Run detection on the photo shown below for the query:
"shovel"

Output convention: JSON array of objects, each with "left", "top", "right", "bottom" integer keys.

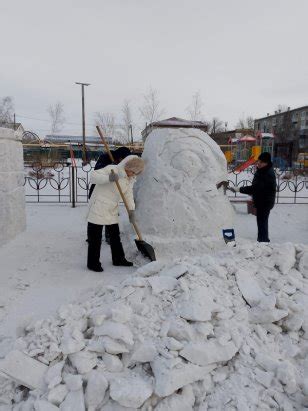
[{"left": 96, "top": 126, "right": 156, "bottom": 262}]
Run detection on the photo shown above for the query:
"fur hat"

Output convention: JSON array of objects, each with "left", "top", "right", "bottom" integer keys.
[
  {"left": 124, "top": 156, "right": 145, "bottom": 175},
  {"left": 258, "top": 152, "right": 271, "bottom": 163}
]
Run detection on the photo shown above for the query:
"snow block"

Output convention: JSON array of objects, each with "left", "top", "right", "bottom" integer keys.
[
  {"left": 176, "top": 287, "right": 217, "bottom": 321},
  {"left": 180, "top": 340, "right": 239, "bottom": 366},
  {"left": 0, "top": 350, "right": 47, "bottom": 390},
  {"left": 109, "top": 371, "right": 153, "bottom": 408},
  {"left": 151, "top": 356, "right": 215, "bottom": 397},
  {"left": 235, "top": 269, "right": 264, "bottom": 306},
  {"left": 0, "top": 127, "right": 26, "bottom": 246},
  {"left": 94, "top": 321, "right": 134, "bottom": 345}
]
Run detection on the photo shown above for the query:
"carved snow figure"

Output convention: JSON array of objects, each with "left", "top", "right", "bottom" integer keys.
[{"left": 134, "top": 128, "right": 234, "bottom": 256}]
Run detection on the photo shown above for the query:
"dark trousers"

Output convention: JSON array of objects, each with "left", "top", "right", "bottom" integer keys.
[
  {"left": 87, "top": 222, "right": 125, "bottom": 268},
  {"left": 256, "top": 208, "right": 271, "bottom": 242}
]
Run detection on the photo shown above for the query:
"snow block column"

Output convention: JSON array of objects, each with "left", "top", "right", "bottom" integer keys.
[{"left": 0, "top": 127, "right": 26, "bottom": 246}]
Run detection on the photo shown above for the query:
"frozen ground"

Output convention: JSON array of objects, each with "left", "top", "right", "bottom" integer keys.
[{"left": 0, "top": 203, "right": 307, "bottom": 348}]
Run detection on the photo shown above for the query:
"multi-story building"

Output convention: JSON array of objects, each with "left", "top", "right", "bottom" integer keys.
[{"left": 254, "top": 106, "right": 308, "bottom": 165}]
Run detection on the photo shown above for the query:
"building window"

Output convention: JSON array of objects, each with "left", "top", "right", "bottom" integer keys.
[
  {"left": 299, "top": 136, "right": 306, "bottom": 149},
  {"left": 292, "top": 113, "right": 298, "bottom": 122}
]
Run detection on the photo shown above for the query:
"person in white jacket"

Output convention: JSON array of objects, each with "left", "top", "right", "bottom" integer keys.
[{"left": 87, "top": 155, "right": 145, "bottom": 272}]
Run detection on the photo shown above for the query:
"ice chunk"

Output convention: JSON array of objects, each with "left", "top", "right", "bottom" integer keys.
[
  {"left": 167, "top": 318, "right": 195, "bottom": 341},
  {"left": 135, "top": 261, "right": 165, "bottom": 277},
  {"left": 45, "top": 361, "right": 64, "bottom": 389},
  {"left": 34, "top": 400, "right": 59, "bottom": 411},
  {"left": 176, "top": 287, "right": 217, "bottom": 321},
  {"left": 60, "top": 337, "right": 85, "bottom": 355},
  {"left": 0, "top": 350, "right": 47, "bottom": 390},
  {"left": 85, "top": 370, "right": 108, "bottom": 410},
  {"left": 68, "top": 351, "right": 97, "bottom": 374},
  {"left": 249, "top": 306, "right": 288, "bottom": 324},
  {"left": 94, "top": 321, "right": 133, "bottom": 345},
  {"left": 147, "top": 276, "right": 178, "bottom": 294},
  {"left": 109, "top": 371, "right": 153, "bottom": 408},
  {"left": 63, "top": 374, "right": 83, "bottom": 391},
  {"left": 102, "top": 353, "right": 123, "bottom": 372},
  {"left": 59, "top": 389, "right": 85, "bottom": 411},
  {"left": 180, "top": 340, "right": 238, "bottom": 366},
  {"left": 235, "top": 269, "right": 264, "bottom": 306},
  {"left": 48, "top": 384, "right": 68, "bottom": 406},
  {"left": 101, "top": 336, "right": 129, "bottom": 355},
  {"left": 129, "top": 342, "right": 157, "bottom": 364},
  {"left": 151, "top": 356, "right": 215, "bottom": 397},
  {"left": 155, "top": 384, "right": 195, "bottom": 411}
]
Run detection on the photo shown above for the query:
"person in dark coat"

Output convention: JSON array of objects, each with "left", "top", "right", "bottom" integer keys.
[
  {"left": 229, "top": 152, "right": 276, "bottom": 242},
  {"left": 88, "top": 147, "right": 131, "bottom": 244},
  {"left": 88, "top": 147, "right": 131, "bottom": 199}
]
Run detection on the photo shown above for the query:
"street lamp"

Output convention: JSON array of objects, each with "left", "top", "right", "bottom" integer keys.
[{"left": 75, "top": 82, "right": 90, "bottom": 163}]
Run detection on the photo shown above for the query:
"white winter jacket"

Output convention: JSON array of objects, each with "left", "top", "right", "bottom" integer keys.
[{"left": 87, "top": 156, "right": 136, "bottom": 226}]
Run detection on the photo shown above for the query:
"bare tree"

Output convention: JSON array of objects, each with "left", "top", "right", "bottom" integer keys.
[
  {"left": 139, "top": 87, "right": 165, "bottom": 126},
  {"left": 95, "top": 112, "right": 116, "bottom": 140},
  {"left": 0, "top": 96, "right": 14, "bottom": 125},
  {"left": 47, "top": 102, "right": 65, "bottom": 133},
  {"left": 186, "top": 91, "right": 204, "bottom": 121},
  {"left": 207, "top": 117, "right": 225, "bottom": 135},
  {"left": 120, "top": 99, "right": 134, "bottom": 144},
  {"left": 236, "top": 115, "right": 254, "bottom": 130}
]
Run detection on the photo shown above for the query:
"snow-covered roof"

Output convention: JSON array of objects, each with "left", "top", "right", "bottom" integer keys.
[
  {"left": 151, "top": 117, "right": 207, "bottom": 128},
  {"left": 142, "top": 117, "right": 208, "bottom": 140}
]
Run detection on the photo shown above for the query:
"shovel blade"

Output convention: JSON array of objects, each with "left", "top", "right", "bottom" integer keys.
[{"left": 135, "top": 239, "right": 156, "bottom": 261}]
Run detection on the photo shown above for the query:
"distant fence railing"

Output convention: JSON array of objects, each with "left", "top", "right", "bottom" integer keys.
[
  {"left": 24, "top": 162, "right": 92, "bottom": 206},
  {"left": 227, "top": 166, "right": 308, "bottom": 204},
  {"left": 24, "top": 162, "right": 308, "bottom": 205}
]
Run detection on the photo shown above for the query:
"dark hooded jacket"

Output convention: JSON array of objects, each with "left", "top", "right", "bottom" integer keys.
[
  {"left": 240, "top": 162, "right": 276, "bottom": 210},
  {"left": 88, "top": 148, "right": 131, "bottom": 199}
]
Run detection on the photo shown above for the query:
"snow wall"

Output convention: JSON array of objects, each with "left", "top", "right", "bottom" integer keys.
[
  {"left": 0, "top": 127, "right": 26, "bottom": 246},
  {"left": 134, "top": 127, "right": 234, "bottom": 257}
]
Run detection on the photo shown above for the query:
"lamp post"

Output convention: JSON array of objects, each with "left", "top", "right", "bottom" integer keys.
[{"left": 75, "top": 82, "right": 90, "bottom": 163}]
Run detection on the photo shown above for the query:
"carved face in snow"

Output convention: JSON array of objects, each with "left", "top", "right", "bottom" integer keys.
[{"left": 134, "top": 128, "right": 234, "bottom": 247}]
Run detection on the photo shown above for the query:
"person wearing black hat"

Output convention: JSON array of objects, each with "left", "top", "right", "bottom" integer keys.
[
  {"left": 229, "top": 152, "right": 276, "bottom": 242},
  {"left": 89, "top": 147, "right": 131, "bottom": 199},
  {"left": 88, "top": 147, "right": 131, "bottom": 244}
]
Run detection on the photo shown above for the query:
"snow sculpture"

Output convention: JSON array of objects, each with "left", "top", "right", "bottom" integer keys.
[
  {"left": 0, "top": 127, "right": 26, "bottom": 245},
  {"left": 134, "top": 127, "right": 234, "bottom": 255}
]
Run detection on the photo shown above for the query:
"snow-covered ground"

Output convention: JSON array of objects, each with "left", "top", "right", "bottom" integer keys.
[
  {"left": 0, "top": 202, "right": 308, "bottom": 409},
  {"left": 0, "top": 205, "right": 135, "bottom": 348},
  {"left": 1, "top": 203, "right": 307, "bottom": 346}
]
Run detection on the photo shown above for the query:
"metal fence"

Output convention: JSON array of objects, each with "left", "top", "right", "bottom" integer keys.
[
  {"left": 227, "top": 166, "right": 308, "bottom": 204},
  {"left": 24, "top": 162, "right": 308, "bottom": 205},
  {"left": 24, "top": 162, "right": 92, "bottom": 206}
]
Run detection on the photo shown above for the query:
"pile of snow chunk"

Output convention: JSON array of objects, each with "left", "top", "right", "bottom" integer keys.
[{"left": 2, "top": 241, "right": 308, "bottom": 410}]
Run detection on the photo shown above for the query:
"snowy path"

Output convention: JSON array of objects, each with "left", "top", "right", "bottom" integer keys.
[{"left": 0, "top": 203, "right": 307, "bottom": 355}]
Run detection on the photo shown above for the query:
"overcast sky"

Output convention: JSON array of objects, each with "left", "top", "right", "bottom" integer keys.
[{"left": 1, "top": 0, "right": 307, "bottom": 138}]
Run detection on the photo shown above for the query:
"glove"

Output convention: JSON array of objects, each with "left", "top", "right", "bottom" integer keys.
[
  {"left": 128, "top": 210, "right": 136, "bottom": 224},
  {"left": 109, "top": 172, "right": 119, "bottom": 182},
  {"left": 227, "top": 186, "right": 240, "bottom": 193}
]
